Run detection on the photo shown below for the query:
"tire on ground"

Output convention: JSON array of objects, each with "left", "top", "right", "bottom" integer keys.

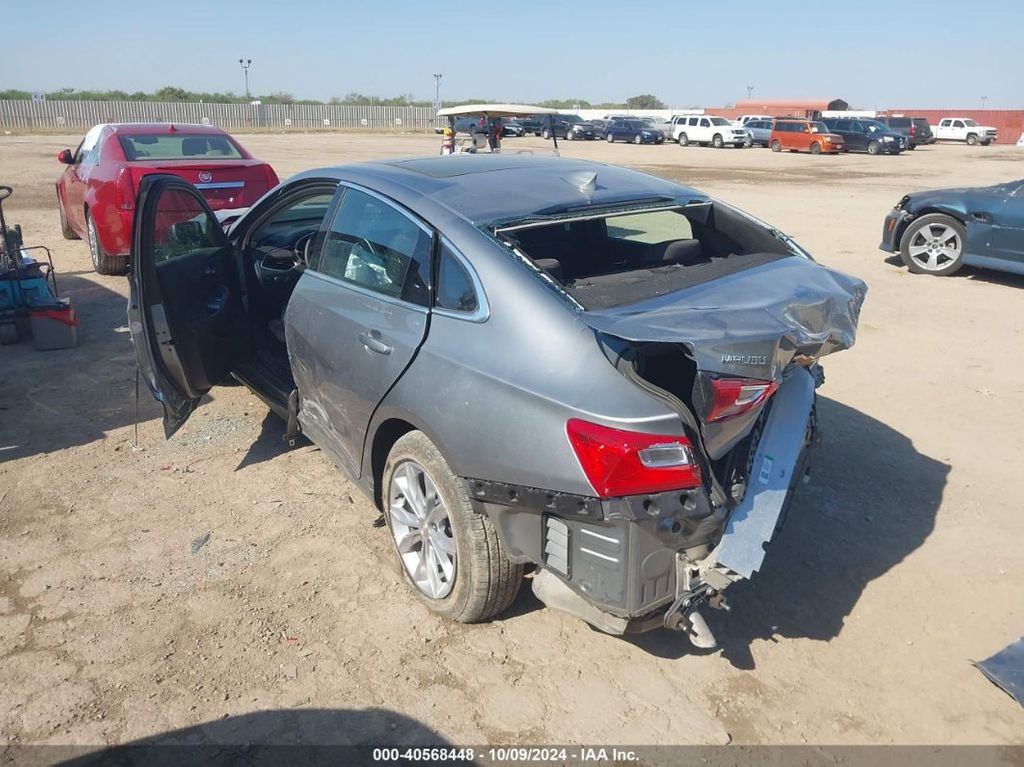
[
  {"left": 86, "top": 212, "right": 128, "bottom": 275},
  {"left": 899, "top": 212, "right": 967, "bottom": 277},
  {"left": 382, "top": 430, "right": 523, "bottom": 623}
]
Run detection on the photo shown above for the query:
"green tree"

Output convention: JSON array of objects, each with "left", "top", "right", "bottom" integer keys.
[{"left": 625, "top": 94, "right": 665, "bottom": 110}]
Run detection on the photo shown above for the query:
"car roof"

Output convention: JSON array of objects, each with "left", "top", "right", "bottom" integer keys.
[
  {"left": 292, "top": 155, "right": 702, "bottom": 226},
  {"left": 98, "top": 123, "right": 230, "bottom": 136}
]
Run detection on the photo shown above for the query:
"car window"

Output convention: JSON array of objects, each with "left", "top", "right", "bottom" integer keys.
[
  {"left": 316, "top": 187, "right": 432, "bottom": 306},
  {"left": 605, "top": 210, "right": 693, "bottom": 244},
  {"left": 119, "top": 134, "right": 243, "bottom": 161},
  {"left": 699, "top": 118, "right": 710, "bottom": 127},
  {"left": 435, "top": 243, "right": 479, "bottom": 313},
  {"left": 688, "top": 117, "right": 698, "bottom": 126},
  {"left": 953, "top": 120, "right": 965, "bottom": 128},
  {"left": 249, "top": 191, "right": 335, "bottom": 254},
  {"left": 151, "top": 188, "right": 223, "bottom": 263}
]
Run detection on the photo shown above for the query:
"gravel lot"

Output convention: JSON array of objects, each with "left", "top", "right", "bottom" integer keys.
[{"left": 1, "top": 131, "right": 1022, "bottom": 747}]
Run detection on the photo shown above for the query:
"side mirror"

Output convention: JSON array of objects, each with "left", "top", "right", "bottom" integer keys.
[{"left": 58, "top": 149, "right": 74, "bottom": 164}]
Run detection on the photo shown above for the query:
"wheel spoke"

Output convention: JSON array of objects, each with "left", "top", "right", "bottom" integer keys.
[
  {"left": 908, "top": 242, "right": 929, "bottom": 256},
  {"left": 939, "top": 246, "right": 958, "bottom": 261},
  {"left": 402, "top": 464, "right": 427, "bottom": 517},
  {"left": 432, "top": 530, "right": 456, "bottom": 558},
  {"left": 395, "top": 528, "right": 422, "bottom": 554},
  {"left": 389, "top": 497, "right": 418, "bottom": 529},
  {"left": 928, "top": 251, "right": 940, "bottom": 268},
  {"left": 423, "top": 542, "right": 442, "bottom": 597}
]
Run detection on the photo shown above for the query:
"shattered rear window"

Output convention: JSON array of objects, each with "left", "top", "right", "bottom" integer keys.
[{"left": 498, "top": 204, "right": 796, "bottom": 310}]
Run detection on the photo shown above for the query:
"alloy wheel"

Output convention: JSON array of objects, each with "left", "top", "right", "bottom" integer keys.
[
  {"left": 388, "top": 460, "right": 456, "bottom": 599},
  {"left": 907, "top": 222, "right": 962, "bottom": 272},
  {"left": 87, "top": 216, "right": 100, "bottom": 270}
]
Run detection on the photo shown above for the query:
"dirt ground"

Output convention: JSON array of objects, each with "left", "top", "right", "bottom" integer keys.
[{"left": 1, "top": 131, "right": 1022, "bottom": 748}]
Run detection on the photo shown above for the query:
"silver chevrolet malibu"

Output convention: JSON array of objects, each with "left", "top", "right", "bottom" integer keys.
[{"left": 128, "top": 155, "right": 865, "bottom": 645}]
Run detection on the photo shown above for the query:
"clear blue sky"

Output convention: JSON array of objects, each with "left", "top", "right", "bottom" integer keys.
[{"left": 8, "top": 0, "right": 1022, "bottom": 108}]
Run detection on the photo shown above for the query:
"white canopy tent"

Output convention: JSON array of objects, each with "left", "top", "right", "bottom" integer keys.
[{"left": 436, "top": 104, "right": 561, "bottom": 154}]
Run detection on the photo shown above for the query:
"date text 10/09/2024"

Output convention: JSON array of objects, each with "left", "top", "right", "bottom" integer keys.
[{"left": 372, "top": 747, "right": 641, "bottom": 763}]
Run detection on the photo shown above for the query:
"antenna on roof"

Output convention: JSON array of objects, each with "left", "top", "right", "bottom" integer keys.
[{"left": 565, "top": 170, "right": 597, "bottom": 198}]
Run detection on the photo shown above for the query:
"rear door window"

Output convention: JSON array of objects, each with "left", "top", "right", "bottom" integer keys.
[{"left": 315, "top": 187, "right": 433, "bottom": 306}]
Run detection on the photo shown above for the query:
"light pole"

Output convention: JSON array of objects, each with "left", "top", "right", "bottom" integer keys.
[
  {"left": 981, "top": 95, "right": 987, "bottom": 109},
  {"left": 746, "top": 85, "right": 754, "bottom": 101},
  {"left": 239, "top": 58, "right": 252, "bottom": 100},
  {"left": 433, "top": 73, "right": 443, "bottom": 109}
]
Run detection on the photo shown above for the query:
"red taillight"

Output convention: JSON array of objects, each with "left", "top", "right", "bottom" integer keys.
[
  {"left": 262, "top": 164, "right": 279, "bottom": 190},
  {"left": 115, "top": 168, "right": 135, "bottom": 211},
  {"left": 706, "top": 378, "right": 778, "bottom": 423},
  {"left": 910, "top": 125, "right": 917, "bottom": 137},
  {"left": 565, "top": 419, "right": 701, "bottom": 498}
]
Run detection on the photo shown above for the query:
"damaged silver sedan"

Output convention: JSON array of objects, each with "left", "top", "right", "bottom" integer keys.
[{"left": 127, "top": 156, "right": 866, "bottom": 645}]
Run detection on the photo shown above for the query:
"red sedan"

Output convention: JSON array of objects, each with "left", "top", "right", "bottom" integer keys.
[{"left": 56, "top": 123, "right": 279, "bottom": 274}]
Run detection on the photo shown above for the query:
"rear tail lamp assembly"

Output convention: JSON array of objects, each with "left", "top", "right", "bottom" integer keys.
[
  {"left": 566, "top": 418, "right": 701, "bottom": 499},
  {"left": 704, "top": 377, "right": 778, "bottom": 423}
]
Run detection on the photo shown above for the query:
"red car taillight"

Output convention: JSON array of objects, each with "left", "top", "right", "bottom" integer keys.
[
  {"left": 565, "top": 418, "right": 701, "bottom": 498},
  {"left": 115, "top": 168, "right": 135, "bottom": 211},
  {"left": 262, "top": 164, "right": 280, "bottom": 190},
  {"left": 706, "top": 378, "right": 778, "bottom": 423}
]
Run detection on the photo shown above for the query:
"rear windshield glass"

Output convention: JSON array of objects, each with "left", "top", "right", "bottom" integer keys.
[
  {"left": 499, "top": 204, "right": 794, "bottom": 310},
  {"left": 118, "top": 134, "right": 243, "bottom": 161}
]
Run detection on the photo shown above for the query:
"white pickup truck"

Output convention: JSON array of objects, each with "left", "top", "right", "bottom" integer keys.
[
  {"left": 933, "top": 117, "right": 998, "bottom": 145},
  {"left": 665, "top": 114, "right": 750, "bottom": 147}
]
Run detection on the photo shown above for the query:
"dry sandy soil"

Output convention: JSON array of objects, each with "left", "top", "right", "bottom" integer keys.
[{"left": 1, "top": 131, "right": 1022, "bottom": 749}]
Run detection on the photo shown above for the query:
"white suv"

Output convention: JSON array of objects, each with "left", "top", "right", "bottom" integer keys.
[{"left": 675, "top": 115, "right": 750, "bottom": 148}]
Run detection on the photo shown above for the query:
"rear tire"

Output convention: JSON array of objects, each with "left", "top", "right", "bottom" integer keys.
[
  {"left": 633, "top": 134, "right": 642, "bottom": 144},
  {"left": 542, "top": 128, "right": 551, "bottom": 140},
  {"left": 606, "top": 132, "right": 614, "bottom": 143},
  {"left": 809, "top": 142, "right": 821, "bottom": 155},
  {"left": 677, "top": 133, "right": 688, "bottom": 146},
  {"left": 86, "top": 211, "right": 128, "bottom": 275},
  {"left": 966, "top": 134, "right": 978, "bottom": 146},
  {"left": 382, "top": 431, "right": 523, "bottom": 623},
  {"left": 58, "top": 192, "right": 78, "bottom": 240},
  {"left": 712, "top": 133, "right": 724, "bottom": 148},
  {"left": 770, "top": 139, "right": 782, "bottom": 152}
]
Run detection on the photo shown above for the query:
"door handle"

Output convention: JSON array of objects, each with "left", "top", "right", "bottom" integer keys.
[{"left": 359, "top": 331, "right": 392, "bottom": 355}]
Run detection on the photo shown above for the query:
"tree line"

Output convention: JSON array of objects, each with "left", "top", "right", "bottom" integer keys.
[{"left": 0, "top": 87, "right": 667, "bottom": 110}]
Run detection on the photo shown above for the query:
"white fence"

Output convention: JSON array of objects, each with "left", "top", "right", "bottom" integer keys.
[{"left": 0, "top": 100, "right": 441, "bottom": 131}]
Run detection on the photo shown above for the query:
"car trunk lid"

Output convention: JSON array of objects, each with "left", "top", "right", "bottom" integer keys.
[
  {"left": 124, "top": 160, "right": 275, "bottom": 210},
  {"left": 581, "top": 255, "right": 866, "bottom": 382}
]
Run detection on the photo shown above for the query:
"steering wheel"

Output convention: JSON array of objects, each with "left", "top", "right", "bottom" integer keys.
[
  {"left": 353, "top": 237, "right": 377, "bottom": 256},
  {"left": 293, "top": 231, "right": 317, "bottom": 264}
]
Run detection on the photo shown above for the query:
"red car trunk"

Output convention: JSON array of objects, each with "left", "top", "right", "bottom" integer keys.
[{"left": 123, "top": 160, "right": 276, "bottom": 210}]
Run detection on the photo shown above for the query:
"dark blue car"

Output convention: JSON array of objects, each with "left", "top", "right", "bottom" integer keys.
[
  {"left": 605, "top": 119, "right": 664, "bottom": 145},
  {"left": 879, "top": 179, "right": 1024, "bottom": 276}
]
